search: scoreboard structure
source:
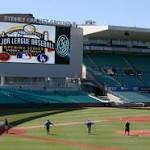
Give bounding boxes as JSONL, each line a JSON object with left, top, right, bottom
{"left": 0, "top": 15, "right": 83, "bottom": 78}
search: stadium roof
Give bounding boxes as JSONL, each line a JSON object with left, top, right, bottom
{"left": 81, "top": 25, "right": 150, "bottom": 41}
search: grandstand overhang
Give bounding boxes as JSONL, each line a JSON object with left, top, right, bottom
{"left": 81, "top": 25, "right": 150, "bottom": 41}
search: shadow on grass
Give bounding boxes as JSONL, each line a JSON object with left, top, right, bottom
{"left": 0, "top": 107, "right": 63, "bottom": 116}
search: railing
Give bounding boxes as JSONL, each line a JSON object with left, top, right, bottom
{"left": 84, "top": 46, "right": 150, "bottom": 53}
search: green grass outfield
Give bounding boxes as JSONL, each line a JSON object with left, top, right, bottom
{"left": 0, "top": 107, "right": 150, "bottom": 150}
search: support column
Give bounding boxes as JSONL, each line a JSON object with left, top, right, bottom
{"left": 0, "top": 76, "right": 5, "bottom": 86}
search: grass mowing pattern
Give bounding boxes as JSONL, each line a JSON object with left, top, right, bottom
{"left": 0, "top": 108, "right": 150, "bottom": 150}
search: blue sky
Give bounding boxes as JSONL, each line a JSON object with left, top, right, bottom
{"left": 0, "top": 0, "right": 150, "bottom": 27}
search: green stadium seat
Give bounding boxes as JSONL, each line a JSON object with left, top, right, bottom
{"left": 114, "top": 91, "right": 150, "bottom": 103}
{"left": 0, "top": 88, "right": 102, "bottom": 104}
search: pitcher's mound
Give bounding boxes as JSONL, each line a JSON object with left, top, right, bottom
{"left": 117, "top": 130, "right": 150, "bottom": 136}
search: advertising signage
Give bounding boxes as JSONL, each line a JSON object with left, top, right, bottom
{"left": 0, "top": 22, "right": 70, "bottom": 64}
{"left": 3, "top": 15, "right": 77, "bottom": 27}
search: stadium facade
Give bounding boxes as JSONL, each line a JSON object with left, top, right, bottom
{"left": 82, "top": 24, "right": 150, "bottom": 53}
{"left": 0, "top": 14, "right": 150, "bottom": 106}
{"left": 81, "top": 23, "right": 150, "bottom": 105}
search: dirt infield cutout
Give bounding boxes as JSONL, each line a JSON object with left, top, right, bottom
{"left": 117, "top": 130, "right": 150, "bottom": 137}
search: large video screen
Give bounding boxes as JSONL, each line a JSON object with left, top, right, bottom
{"left": 0, "top": 22, "right": 70, "bottom": 64}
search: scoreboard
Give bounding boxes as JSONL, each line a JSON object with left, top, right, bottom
{"left": 0, "top": 22, "right": 70, "bottom": 64}
{"left": 0, "top": 22, "right": 83, "bottom": 77}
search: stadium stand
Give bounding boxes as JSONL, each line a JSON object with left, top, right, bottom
{"left": 125, "top": 54, "right": 150, "bottom": 86}
{"left": 114, "top": 91, "right": 150, "bottom": 103}
{"left": 83, "top": 52, "right": 150, "bottom": 104}
{"left": 84, "top": 53, "right": 149, "bottom": 88}
{"left": 0, "top": 88, "right": 104, "bottom": 105}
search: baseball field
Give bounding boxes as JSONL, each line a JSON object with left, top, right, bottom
{"left": 0, "top": 107, "right": 150, "bottom": 150}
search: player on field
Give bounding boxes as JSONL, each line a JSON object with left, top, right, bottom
{"left": 4, "top": 119, "right": 9, "bottom": 134}
{"left": 124, "top": 121, "right": 130, "bottom": 136}
{"left": 44, "top": 120, "right": 54, "bottom": 134}
{"left": 85, "top": 120, "right": 94, "bottom": 134}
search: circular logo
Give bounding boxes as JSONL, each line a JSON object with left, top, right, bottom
{"left": 23, "top": 25, "right": 36, "bottom": 33}
{"left": 0, "top": 52, "right": 10, "bottom": 61}
{"left": 37, "top": 54, "right": 49, "bottom": 63}
{"left": 56, "top": 35, "right": 70, "bottom": 57}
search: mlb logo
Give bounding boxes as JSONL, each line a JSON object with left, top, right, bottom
{"left": 17, "top": 52, "right": 32, "bottom": 59}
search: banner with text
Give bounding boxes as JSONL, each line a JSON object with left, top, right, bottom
{"left": 0, "top": 22, "right": 70, "bottom": 64}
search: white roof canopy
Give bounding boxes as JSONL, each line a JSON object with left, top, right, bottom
{"left": 81, "top": 25, "right": 150, "bottom": 41}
